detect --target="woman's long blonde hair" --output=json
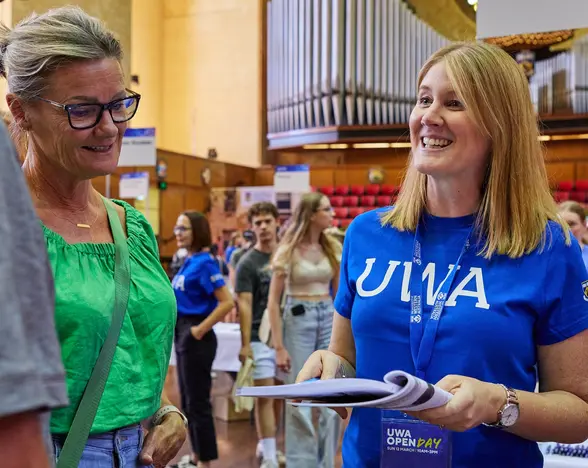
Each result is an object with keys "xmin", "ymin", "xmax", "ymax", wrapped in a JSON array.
[
  {"xmin": 273, "ymin": 192, "xmax": 341, "ymax": 272},
  {"xmin": 382, "ymin": 41, "xmax": 569, "ymax": 258}
]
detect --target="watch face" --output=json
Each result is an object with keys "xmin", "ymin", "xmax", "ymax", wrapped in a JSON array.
[{"xmin": 501, "ymin": 404, "xmax": 520, "ymax": 427}]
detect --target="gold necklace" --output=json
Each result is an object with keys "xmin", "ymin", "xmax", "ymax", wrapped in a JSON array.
[{"xmin": 45, "ymin": 205, "xmax": 100, "ymax": 230}]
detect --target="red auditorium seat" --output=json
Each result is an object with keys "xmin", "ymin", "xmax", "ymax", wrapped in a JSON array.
[
  {"xmin": 330, "ymin": 196, "xmax": 344, "ymax": 207},
  {"xmin": 379, "ymin": 184, "xmax": 398, "ymax": 195},
  {"xmin": 576, "ymin": 180, "xmax": 588, "ymax": 191},
  {"xmin": 340, "ymin": 219, "xmax": 353, "ymax": 229},
  {"xmin": 376, "ymin": 195, "xmax": 392, "ymax": 206},
  {"xmin": 557, "ymin": 181, "xmax": 574, "ymax": 191},
  {"xmin": 350, "ymin": 185, "xmax": 365, "ymax": 196},
  {"xmin": 553, "ymin": 191, "xmax": 570, "ymax": 202},
  {"xmin": 333, "ymin": 207, "xmax": 349, "ymax": 218},
  {"xmin": 569, "ymin": 191, "xmax": 587, "ymax": 203},
  {"xmin": 348, "ymin": 207, "xmax": 366, "ymax": 218},
  {"xmin": 334, "ymin": 185, "xmax": 350, "ymax": 195},
  {"xmin": 360, "ymin": 195, "xmax": 376, "ymax": 206},
  {"xmin": 319, "ymin": 186, "xmax": 335, "ymax": 196},
  {"xmin": 343, "ymin": 196, "xmax": 359, "ymax": 206},
  {"xmin": 331, "ymin": 219, "xmax": 341, "ymax": 228},
  {"xmin": 365, "ymin": 185, "xmax": 380, "ymax": 196}
]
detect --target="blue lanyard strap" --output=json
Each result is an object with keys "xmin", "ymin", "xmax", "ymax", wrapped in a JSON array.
[{"xmin": 409, "ymin": 221, "xmax": 474, "ymax": 380}]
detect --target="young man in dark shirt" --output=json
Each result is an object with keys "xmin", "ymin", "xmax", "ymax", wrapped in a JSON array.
[{"xmin": 235, "ymin": 202, "xmax": 282, "ymax": 468}]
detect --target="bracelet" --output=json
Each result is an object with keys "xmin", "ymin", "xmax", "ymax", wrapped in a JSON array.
[{"xmin": 151, "ymin": 405, "xmax": 188, "ymax": 428}]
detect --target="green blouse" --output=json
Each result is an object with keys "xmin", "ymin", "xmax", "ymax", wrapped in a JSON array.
[{"xmin": 45, "ymin": 200, "xmax": 176, "ymax": 434}]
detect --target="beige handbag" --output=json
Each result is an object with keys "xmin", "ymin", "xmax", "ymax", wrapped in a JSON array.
[{"xmin": 231, "ymin": 357, "xmax": 255, "ymax": 413}]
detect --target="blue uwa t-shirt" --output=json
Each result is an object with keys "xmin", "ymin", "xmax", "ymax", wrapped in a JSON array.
[
  {"xmin": 172, "ymin": 251, "xmax": 225, "ymax": 316},
  {"xmin": 335, "ymin": 208, "xmax": 588, "ymax": 468}
]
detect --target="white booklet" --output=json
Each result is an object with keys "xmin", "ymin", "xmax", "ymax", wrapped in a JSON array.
[{"xmin": 236, "ymin": 370, "xmax": 452, "ymax": 411}]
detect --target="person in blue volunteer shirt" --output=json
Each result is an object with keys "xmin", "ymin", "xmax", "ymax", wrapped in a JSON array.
[
  {"xmin": 171, "ymin": 211, "xmax": 234, "ymax": 468},
  {"xmin": 297, "ymin": 42, "xmax": 588, "ymax": 468}
]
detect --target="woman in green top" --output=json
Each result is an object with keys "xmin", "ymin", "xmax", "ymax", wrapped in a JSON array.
[{"xmin": 1, "ymin": 6, "xmax": 186, "ymax": 467}]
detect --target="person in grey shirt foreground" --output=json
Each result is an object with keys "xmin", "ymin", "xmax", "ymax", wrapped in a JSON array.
[{"xmin": 0, "ymin": 121, "xmax": 69, "ymax": 467}]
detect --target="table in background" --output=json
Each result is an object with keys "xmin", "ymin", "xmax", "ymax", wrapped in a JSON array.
[
  {"xmin": 212, "ymin": 322, "xmax": 242, "ymax": 373},
  {"xmin": 545, "ymin": 456, "xmax": 588, "ymax": 467}
]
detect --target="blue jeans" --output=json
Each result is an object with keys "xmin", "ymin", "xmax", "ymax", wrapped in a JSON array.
[
  {"xmin": 283, "ymin": 298, "xmax": 340, "ymax": 468},
  {"xmin": 52, "ymin": 424, "xmax": 153, "ymax": 468}
]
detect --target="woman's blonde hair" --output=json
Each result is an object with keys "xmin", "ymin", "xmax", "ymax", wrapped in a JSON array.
[
  {"xmin": 272, "ymin": 192, "xmax": 340, "ymax": 272},
  {"xmin": 382, "ymin": 41, "xmax": 569, "ymax": 258},
  {"xmin": 0, "ymin": 6, "xmax": 122, "ymax": 154}
]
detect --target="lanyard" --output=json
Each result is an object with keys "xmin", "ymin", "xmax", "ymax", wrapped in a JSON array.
[{"xmin": 409, "ymin": 221, "xmax": 474, "ymax": 380}]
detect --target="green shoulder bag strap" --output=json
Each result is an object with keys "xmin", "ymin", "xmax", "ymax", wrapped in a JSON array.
[{"xmin": 56, "ymin": 199, "xmax": 131, "ymax": 468}]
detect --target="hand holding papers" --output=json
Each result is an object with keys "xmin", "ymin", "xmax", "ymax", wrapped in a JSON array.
[{"xmin": 236, "ymin": 370, "xmax": 452, "ymax": 411}]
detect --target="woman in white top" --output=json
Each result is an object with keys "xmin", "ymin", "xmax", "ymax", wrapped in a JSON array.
[{"xmin": 267, "ymin": 192, "xmax": 341, "ymax": 468}]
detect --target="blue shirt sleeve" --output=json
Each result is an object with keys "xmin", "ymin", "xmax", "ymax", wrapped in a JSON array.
[
  {"xmin": 199, "ymin": 257, "xmax": 226, "ymax": 296},
  {"xmin": 334, "ymin": 219, "xmax": 356, "ymax": 319},
  {"xmin": 537, "ymin": 229, "xmax": 588, "ymax": 346}
]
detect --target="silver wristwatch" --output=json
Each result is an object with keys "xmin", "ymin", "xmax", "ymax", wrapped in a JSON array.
[{"xmin": 484, "ymin": 385, "xmax": 520, "ymax": 429}]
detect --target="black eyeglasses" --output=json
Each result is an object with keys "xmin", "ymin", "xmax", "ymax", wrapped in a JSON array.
[
  {"xmin": 173, "ymin": 226, "xmax": 192, "ymax": 235},
  {"xmin": 35, "ymin": 89, "xmax": 141, "ymax": 130}
]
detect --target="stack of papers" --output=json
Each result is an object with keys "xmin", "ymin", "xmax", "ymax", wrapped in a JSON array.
[{"xmin": 237, "ymin": 370, "xmax": 452, "ymax": 411}]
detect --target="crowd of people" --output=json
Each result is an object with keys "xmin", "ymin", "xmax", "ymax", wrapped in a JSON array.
[{"xmin": 2, "ymin": 5, "xmax": 588, "ymax": 468}]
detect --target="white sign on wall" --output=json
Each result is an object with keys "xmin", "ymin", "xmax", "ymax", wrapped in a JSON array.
[
  {"xmin": 239, "ymin": 186, "xmax": 276, "ymax": 208},
  {"xmin": 477, "ymin": 0, "xmax": 588, "ymax": 39},
  {"xmin": 119, "ymin": 172, "xmax": 150, "ymax": 200},
  {"xmin": 118, "ymin": 128, "xmax": 156, "ymax": 167},
  {"xmin": 273, "ymin": 164, "xmax": 310, "ymax": 193}
]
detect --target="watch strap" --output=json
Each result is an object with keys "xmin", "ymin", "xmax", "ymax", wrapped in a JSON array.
[
  {"xmin": 483, "ymin": 384, "xmax": 519, "ymax": 429},
  {"xmin": 151, "ymin": 405, "xmax": 188, "ymax": 427}
]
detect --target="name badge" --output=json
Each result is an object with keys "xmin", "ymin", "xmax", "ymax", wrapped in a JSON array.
[{"xmin": 381, "ymin": 418, "xmax": 452, "ymax": 468}]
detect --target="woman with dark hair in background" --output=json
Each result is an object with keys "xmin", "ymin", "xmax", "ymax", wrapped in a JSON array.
[{"xmin": 171, "ymin": 211, "xmax": 235, "ymax": 468}]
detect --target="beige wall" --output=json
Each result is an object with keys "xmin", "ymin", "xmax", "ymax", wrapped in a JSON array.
[
  {"xmin": 159, "ymin": 0, "xmax": 262, "ymax": 168},
  {"xmin": 12, "ymin": 0, "xmax": 132, "ymax": 81},
  {"xmin": 130, "ymin": 0, "xmax": 163, "ymax": 132}
]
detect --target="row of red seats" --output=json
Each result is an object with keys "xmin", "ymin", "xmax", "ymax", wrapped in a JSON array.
[
  {"xmin": 553, "ymin": 180, "xmax": 588, "ymax": 204},
  {"xmin": 333, "ymin": 207, "xmax": 370, "ymax": 218},
  {"xmin": 556, "ymin": 180, "xmax": 588, "ymax": 192},
  {"xmin": 319, "ymin": 184, "xmax": 399, "ymax": 197},
  {"xmin": 330, "ymin": 195, "xmax": 395, "ymax": 207},
  {"xmin": 553, "ymin": 191, "xmax": 588, "ymax": 203}
]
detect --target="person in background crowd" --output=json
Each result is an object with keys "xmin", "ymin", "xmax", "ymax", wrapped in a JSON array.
[
  {"xmin": 229, "ymin": 230, "xmax": 256, "ymax": 288},
  {"xmin": 171, "ymin": 211, "xmax": 235, "ymax": 468},
  {"xmin": 267, "ymin": 192, "xmax": 342, "ymax": 468},
  {"xmin": 210, "ymin": 243, "xmax": 229, "ymax": 277},
  {"xmin": 0, "ymin": 119, "xmax": 69, "ymax": 468},
  {"xmin": 297, "ymin": 42, "xmax": 588, "ymax": 468},
  {"xmin": 558, "ymin": 201, "xmax": 588, "ymax": 271},
  {"xmin": 325, "ymin": 226, "xmax": 345, "ymax": 246},
  {"xmin": 3, "ymin": 6, "xmax": 186, "ymax": 467},
  {"xmin": 225, "ymin": 231, "xmax": 243, "ymax": 264},
  {"xmin": 236, "ymin": 202, "xmax": 285, "ymax": 468},
  {"xmin": 168, "ymin": 246, "xmax": 189, "ymax": 281}
]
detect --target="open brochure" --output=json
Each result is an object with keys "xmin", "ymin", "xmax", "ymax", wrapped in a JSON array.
[{"xmin": 236, "ymin": 370, "xmax": 452, "ymax": 411}]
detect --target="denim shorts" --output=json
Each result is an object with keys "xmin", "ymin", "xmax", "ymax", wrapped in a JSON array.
[
  {"xmin": 251, "ymin": 340, "xmax": 276, "ymax": 380},
  {"xmin": 52, "ymin": 424, "xmax": 153, "ymax": 468}
]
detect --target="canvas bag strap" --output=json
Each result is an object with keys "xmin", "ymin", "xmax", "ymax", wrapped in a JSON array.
[{"xmin": 56, "ymin": 199, "xmax": 131, "ymax": 468}]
